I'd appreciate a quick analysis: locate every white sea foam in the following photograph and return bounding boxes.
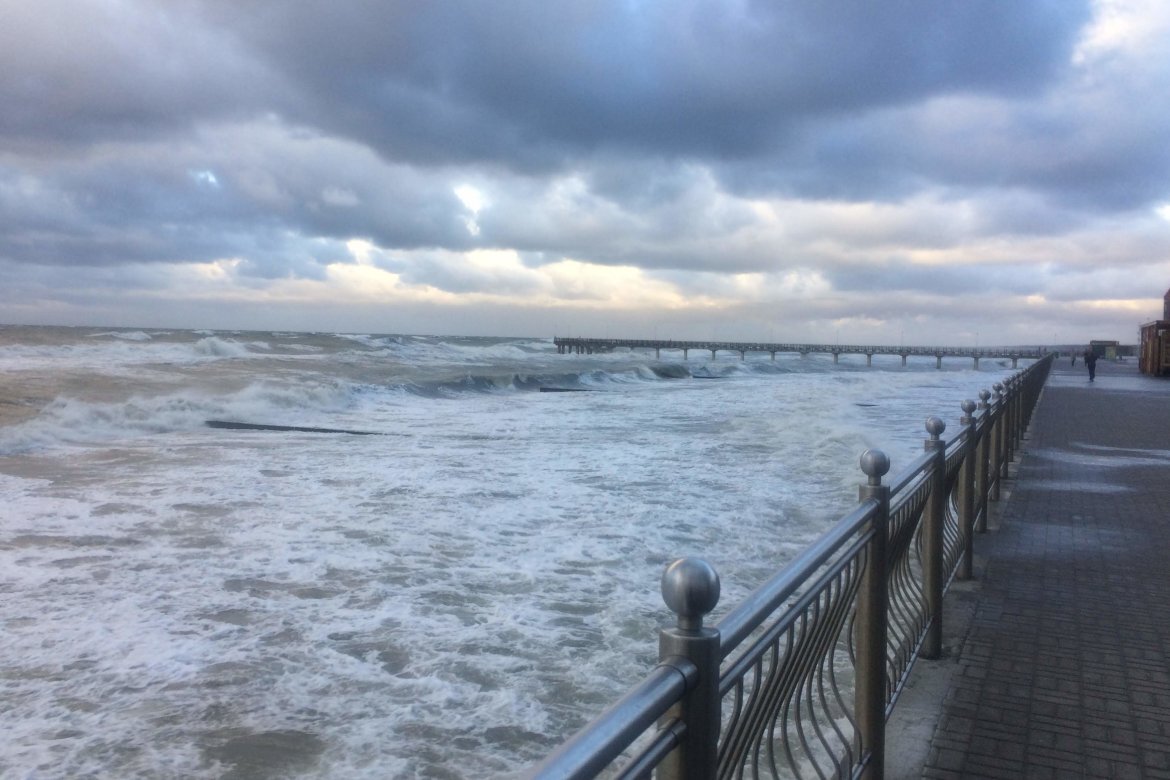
[0,377,373,455]
[193,336,257,358]
[0,335,271,374]
[89,329,155,341]
[0,328,1021,778]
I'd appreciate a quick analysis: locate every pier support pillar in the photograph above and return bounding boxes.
[683,349,688,360]
[866,353,873,367]
[833,352,839,364]
[936,355,943,369]
[710,350,717,360]
[655,348,660,360]
[974,357,980,369]
[770,351,776,361]
[739,351,745,361]
[901,354,907,367]
[1012,357,1019,368]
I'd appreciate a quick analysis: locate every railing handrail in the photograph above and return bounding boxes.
[887,446,943,497]
[527,662,692,780]
[527,353,1055,779]
[715,499,879,656]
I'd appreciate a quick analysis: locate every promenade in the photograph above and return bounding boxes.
[911,358,1170,778]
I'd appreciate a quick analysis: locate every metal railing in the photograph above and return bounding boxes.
[527,353,1054,779]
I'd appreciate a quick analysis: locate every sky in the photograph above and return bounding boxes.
[2,0,1170,345]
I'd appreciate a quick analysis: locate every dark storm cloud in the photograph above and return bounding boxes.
[0,0,1104,277]
[713,85,1170,214]
[0,1,280,148]
[0,120,476,274]
[196,0,1092,168]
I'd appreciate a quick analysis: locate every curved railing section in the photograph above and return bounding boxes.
[527,354,1054,780]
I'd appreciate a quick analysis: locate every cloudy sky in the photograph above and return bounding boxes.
[3,0,1169,345]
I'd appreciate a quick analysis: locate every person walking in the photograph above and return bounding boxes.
[1083,347,1098,381]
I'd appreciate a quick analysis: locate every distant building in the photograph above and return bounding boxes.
[1138,287,1170,376]
[1090,340,1120,359]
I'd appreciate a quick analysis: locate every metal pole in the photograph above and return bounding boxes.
[855,449,890,780]
[990,382,1005,496]
[1017,374,1026,449]
[957,400,977,581]
[658,558,722,780]
[922,418,946,660]
[1005,377,1018,465]
[975,390,992,533]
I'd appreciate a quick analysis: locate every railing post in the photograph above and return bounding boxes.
[856,449,890,780]
[990,382,1005,499]
[1004,377,1018,465]
[1014,374,1026,449]
[921,418,946,660]
[975,390,992,533]
[658,558,722,780]
[957,400,977,581]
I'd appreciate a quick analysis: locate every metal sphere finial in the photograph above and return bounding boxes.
[961,399,976,415]
[993,382,1004,392]
[661,558,720,632]
[925,416,946,439]
[979,389,991,402]
[860,449,890,486]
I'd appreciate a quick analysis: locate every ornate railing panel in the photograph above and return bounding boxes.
[715,505,876,779]
[884,458,934,704]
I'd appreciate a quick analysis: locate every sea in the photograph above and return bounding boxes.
[0,325,1026,779]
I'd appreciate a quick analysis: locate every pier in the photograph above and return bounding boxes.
[553,337,1045,369]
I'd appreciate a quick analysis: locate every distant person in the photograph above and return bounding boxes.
[1070,351,1076,367]
[1083,347,1098,382]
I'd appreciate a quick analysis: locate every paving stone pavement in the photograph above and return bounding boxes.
[918,358,1170,779]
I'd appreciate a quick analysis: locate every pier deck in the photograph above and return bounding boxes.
[915,358,1170,778]
[553,337,1045,368]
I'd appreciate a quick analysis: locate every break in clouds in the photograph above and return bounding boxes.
[1,0,1170,342]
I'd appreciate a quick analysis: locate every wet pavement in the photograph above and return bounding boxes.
[917,358,1170,778]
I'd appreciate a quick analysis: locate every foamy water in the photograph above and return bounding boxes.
[0,326,1025,778]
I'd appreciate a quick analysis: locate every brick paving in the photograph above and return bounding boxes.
[919,358,1170,779]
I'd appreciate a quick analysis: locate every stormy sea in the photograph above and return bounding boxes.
[0,325,1026,778]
